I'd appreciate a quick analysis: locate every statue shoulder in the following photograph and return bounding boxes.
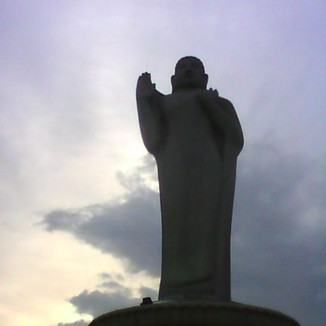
[154,89,166,98]
[162,93,177,105]
[218,97,239,119]
[165,93,176,100]
[218,97,235,108]
[150,90,166,106]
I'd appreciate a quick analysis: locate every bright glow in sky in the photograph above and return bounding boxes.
[1,1,325,326]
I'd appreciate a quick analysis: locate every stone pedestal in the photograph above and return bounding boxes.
[88,301,300,326]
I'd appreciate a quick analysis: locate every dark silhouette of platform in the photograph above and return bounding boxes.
[89,301,300,326]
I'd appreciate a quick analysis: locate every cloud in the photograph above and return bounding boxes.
[65,273,157,324]
[42,140,326,326]
[70,289,139,318]
[57,321,88,326]
[98,272,158,301]
[43,187,161,275]
[1,2,324,326]
[139,286,158,301]
[231,143,326,326]
[68,273,148,318]
[42,156,161,276]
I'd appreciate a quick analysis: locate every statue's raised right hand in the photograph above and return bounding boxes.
[136,72,156,98]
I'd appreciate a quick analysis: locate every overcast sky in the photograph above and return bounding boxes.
[1,1,325,326]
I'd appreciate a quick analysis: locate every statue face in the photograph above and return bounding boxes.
[171,57,208,92]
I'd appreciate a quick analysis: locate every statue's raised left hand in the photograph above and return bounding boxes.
[198,88,219,104]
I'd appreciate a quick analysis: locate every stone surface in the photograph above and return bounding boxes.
[136,57,244,301]
[88,301,300,326]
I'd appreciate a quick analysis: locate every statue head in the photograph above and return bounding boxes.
[171,56,208,93]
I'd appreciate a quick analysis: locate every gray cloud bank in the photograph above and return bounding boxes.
[56,273,157,326]
[68,278,157,319]
[57,321,88,326]
[44,163,161,276]
[44,144,326,326]
[70,288,138,318]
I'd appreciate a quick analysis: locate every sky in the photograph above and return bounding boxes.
[0,1,325,325]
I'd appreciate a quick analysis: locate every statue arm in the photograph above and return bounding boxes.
[218,97,244,153]
[199,90,244,154]
[136,73,165,154]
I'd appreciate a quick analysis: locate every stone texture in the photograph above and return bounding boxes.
[89,301,300,326]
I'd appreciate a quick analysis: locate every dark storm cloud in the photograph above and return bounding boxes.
[69,272,142,318]
[43,142,326,326]
[44,187,160,275]
[43,156,161,276]
[70,289,139,318]
[232,143,326,326]
[67,273,157,320]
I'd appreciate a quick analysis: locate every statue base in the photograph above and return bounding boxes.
[88,301,300,325]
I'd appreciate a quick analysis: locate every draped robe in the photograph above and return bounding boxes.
[137,88,243,301]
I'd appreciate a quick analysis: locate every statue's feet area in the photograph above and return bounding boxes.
[88,301,300,326]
